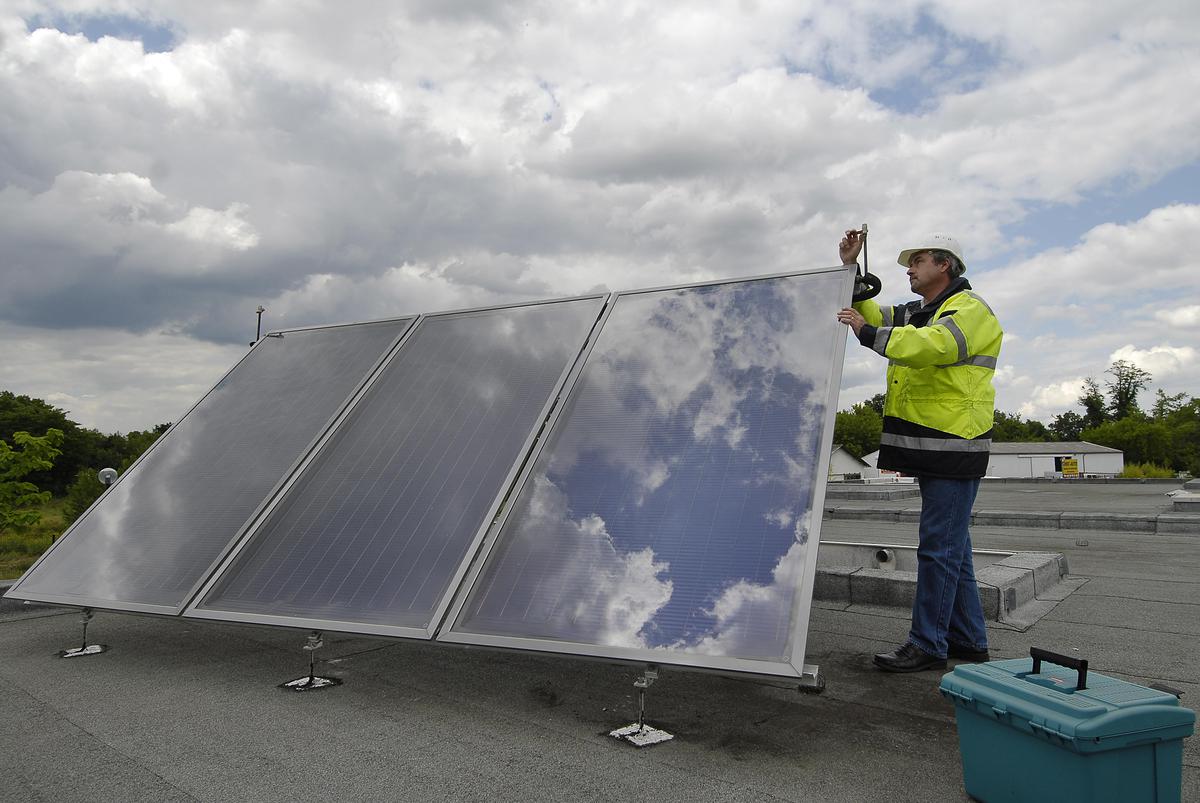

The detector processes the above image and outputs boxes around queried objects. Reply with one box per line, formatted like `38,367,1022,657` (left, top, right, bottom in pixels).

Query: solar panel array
190,298,605,636
8,319,413,612
7,268,850,678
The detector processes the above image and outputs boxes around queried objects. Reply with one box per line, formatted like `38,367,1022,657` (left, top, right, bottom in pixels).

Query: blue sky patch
992,162,1200,269
787,10,1003,116
26,12,177,53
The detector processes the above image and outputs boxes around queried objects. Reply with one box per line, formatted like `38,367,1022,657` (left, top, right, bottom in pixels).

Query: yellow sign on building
1062,458,1079,477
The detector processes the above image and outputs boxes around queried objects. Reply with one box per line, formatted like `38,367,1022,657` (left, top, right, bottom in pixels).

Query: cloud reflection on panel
456,272,844,663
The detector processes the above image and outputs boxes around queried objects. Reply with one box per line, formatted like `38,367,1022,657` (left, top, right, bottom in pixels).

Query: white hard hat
897,233,966,270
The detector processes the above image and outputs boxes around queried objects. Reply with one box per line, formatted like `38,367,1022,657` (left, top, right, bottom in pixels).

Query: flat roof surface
2,481,1197,802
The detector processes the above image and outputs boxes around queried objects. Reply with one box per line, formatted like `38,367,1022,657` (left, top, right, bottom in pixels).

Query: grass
0,497,67,580
1120,462,1177,479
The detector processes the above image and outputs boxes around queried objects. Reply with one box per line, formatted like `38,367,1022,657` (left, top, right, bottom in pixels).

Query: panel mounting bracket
57,607,108,658
279,631,342,691
797,663,825,694
609,664,674,747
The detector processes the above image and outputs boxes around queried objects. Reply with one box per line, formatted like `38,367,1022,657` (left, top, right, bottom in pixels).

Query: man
836,230,1003,672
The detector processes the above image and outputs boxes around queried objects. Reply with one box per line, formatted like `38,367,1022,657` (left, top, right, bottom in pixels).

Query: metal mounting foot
279,631,342,691
609,665,674,747
797,663,825,694
57,608,108,658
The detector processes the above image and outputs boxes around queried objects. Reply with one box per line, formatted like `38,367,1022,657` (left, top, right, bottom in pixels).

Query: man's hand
837,307,866,336
840,229,864,265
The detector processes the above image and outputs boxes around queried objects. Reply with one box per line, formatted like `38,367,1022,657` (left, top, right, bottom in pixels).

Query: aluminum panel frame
184,294,610,640
436,265,855,680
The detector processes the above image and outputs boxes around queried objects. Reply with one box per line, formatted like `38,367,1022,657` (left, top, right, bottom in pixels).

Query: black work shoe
873,642,947,673
947,643,990,662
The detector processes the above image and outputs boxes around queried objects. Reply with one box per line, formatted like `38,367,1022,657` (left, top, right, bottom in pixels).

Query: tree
1104,359,1152,421
863,393,886,417
992,411,1049,442
0,391,92,495
63,468,106,524
1049,410,1085,441
1152,389,1187,420
0,429,64,532
1079,378,1108,430
834,402,882,459
1159,398,1200,475
1,390,171,495
1082,418,1171,468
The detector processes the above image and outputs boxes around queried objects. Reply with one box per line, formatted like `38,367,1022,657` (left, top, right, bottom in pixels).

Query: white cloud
0,320,245,433
1110,344,1197,380
165,203,258,250
985,205,1200,312
1017,378,1086,420
0,2,1197,435
959,205,1200,420
1157,305,1200,328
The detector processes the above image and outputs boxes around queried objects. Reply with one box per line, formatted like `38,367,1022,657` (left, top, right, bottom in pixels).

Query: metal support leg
609,665,674,747
279,631,342,691
57,607,108,658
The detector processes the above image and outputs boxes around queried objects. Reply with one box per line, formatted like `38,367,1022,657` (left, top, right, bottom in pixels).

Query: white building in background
860,441,1125,478
986,441,1124,478
828,445,870,480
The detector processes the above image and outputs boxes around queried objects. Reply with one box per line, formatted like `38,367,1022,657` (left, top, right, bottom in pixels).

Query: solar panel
187,296,606,638
439,268,851,678
6,319,413,613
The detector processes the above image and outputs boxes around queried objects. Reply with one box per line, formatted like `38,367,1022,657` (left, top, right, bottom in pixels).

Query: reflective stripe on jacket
853,277,1002,478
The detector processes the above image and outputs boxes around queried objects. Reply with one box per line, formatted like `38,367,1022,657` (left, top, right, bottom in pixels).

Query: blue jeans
908,476,988,658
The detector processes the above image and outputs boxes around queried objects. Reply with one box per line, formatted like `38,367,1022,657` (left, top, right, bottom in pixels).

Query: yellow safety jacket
853,277,1003,478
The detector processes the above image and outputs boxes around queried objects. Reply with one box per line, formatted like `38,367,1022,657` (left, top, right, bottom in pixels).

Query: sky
1,0,1198,434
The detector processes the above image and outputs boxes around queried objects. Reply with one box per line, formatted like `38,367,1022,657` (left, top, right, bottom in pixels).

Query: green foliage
1158,398,1200,475
0,390,169,495
992,411,1049,442
1048,410,1085,441
63,468,106,524
834,402,882,459
1105,360,1152,420
0,497,64,579
1082,417,1171,468
1152,389,1188,420
0,429,64,533
1079,377,1108,429
0,392,85,495
863,393,886,417
1120,462,1176,479
0,391,172,576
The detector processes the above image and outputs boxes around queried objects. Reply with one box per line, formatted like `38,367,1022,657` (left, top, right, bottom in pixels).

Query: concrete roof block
1156,514,1200,535
849,569,916,609
1059,512,1157,532
972,510,1061,528
813,567,854,604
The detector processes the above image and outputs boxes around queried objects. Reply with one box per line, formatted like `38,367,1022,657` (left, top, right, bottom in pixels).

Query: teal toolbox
939,648,1194,803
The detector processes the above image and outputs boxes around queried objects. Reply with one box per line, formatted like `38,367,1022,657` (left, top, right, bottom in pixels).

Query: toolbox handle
1031,647,1088,690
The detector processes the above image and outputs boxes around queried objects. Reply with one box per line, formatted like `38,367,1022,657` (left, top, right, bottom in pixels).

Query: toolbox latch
941,687,973,705
1029,720,1069,744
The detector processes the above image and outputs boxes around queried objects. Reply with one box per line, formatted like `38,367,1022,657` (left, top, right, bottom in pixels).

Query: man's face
906,251,948,297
